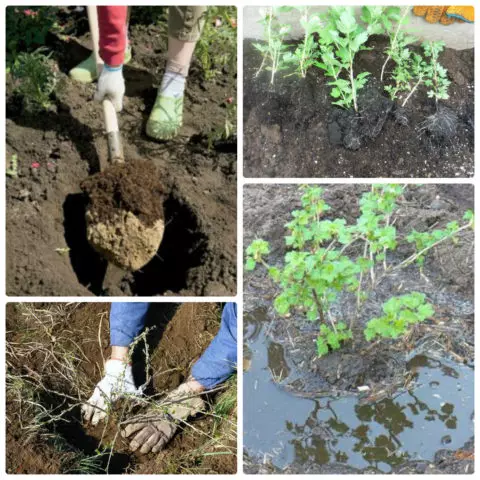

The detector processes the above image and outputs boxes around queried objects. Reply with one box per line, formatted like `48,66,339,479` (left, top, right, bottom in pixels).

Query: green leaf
245,258,256,271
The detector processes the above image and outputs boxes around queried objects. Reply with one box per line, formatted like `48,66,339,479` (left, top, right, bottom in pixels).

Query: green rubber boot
146,93,184,141
69,45,132,84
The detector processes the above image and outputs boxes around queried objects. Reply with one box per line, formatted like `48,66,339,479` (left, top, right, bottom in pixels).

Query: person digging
70,5,207,140
82,303,237,454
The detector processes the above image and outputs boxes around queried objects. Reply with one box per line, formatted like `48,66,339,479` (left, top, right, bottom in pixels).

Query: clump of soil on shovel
81,159,165,271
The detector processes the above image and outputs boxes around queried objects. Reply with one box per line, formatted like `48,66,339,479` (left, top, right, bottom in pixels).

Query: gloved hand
413,6,474,25
121,382,205,454
94,64,125,112
82,359,143,425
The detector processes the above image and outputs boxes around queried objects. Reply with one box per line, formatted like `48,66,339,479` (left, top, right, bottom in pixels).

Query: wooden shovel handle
87,5,123,161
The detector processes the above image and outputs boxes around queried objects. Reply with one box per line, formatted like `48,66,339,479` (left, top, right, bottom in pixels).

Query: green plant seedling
283,7,322,78
422,41,451,102
253,6,293,84
315,6,397,112
364,292,434,341
381,6,416,82
12,48,57,113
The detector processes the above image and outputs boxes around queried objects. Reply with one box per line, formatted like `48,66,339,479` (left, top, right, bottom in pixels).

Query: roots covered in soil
328,82,394,151
81,159,165,228
418,104,459,145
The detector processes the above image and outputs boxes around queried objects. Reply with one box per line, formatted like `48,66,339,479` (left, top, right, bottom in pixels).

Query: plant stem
402,76,423,107
312,288,334,331
381,6,411,82
394,221,473,270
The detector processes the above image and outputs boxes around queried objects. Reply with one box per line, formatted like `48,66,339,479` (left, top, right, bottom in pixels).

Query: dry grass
6,302,237,474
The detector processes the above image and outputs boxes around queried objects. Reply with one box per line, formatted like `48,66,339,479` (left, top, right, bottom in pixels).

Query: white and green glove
94,63,125,112
82,359,143,425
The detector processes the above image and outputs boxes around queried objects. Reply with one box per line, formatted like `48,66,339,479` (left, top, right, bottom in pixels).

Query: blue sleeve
192,303,237,389
110,302,149,347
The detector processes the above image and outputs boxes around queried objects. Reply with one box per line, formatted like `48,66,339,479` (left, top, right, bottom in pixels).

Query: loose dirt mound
243,36,474,177
6,19,236,296
81,159,164,227
6,302,237,474
82,159,165,270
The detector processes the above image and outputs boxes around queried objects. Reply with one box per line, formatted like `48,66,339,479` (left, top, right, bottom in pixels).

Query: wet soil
243,184,474,474
243,36,474,178
6,302,236,474
6,19,237,296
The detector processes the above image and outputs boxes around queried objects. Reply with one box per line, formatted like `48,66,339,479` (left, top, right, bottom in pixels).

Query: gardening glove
413,6,474,25
121,381,205,454
94,63,125,112
82,359,143,426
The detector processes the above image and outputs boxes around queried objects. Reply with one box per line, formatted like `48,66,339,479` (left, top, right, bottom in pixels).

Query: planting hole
63,191,207,296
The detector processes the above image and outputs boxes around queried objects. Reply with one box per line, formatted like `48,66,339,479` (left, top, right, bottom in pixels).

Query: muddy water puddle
244,312,474,473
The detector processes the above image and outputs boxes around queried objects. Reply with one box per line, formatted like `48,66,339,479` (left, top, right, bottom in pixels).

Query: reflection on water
244,312,474,473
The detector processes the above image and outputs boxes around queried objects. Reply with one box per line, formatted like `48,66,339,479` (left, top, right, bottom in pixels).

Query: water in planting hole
244,310,474,473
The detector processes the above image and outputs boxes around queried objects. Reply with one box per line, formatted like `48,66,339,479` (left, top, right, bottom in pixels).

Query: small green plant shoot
283,7,322,78
12,48,57,112
253,6,293,84
246,185,473,357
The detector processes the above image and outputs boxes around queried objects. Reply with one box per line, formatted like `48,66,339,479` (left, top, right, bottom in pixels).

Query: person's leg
146,6,207,141
70,6,132,84
191,302,237,389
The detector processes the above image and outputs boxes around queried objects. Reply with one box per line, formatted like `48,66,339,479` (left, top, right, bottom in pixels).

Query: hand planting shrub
12,48,57,113
253,7,293,84
283,7,322,78
246,185,473,357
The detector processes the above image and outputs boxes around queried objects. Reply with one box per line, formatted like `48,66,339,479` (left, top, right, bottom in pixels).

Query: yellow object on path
413,6,474,24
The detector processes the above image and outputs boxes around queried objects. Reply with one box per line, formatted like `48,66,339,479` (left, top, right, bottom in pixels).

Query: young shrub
380,6,416,82
417,41,456,141
246,185,473,358
12,48,57,113
315,7,396,112
364,292,434,341
253,7,293,84
283,7,322,78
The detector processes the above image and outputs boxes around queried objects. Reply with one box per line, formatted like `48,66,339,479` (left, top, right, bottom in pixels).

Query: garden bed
6,303,237,474
6,11,237,296
243,184,474,473
243,36,474,178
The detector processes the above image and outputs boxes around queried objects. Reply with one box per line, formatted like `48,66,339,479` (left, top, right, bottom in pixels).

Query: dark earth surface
6,13,237,296
6,302,237,474
81,159,165,227
243,36,474,178
243,184,474,474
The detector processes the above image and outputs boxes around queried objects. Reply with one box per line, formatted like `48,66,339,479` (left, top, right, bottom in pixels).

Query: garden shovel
84,6,164,290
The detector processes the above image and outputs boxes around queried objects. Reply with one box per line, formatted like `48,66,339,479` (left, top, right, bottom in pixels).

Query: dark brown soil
6,18,237,296
243,36,474,178
6,302,237,474
81,159,164,227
